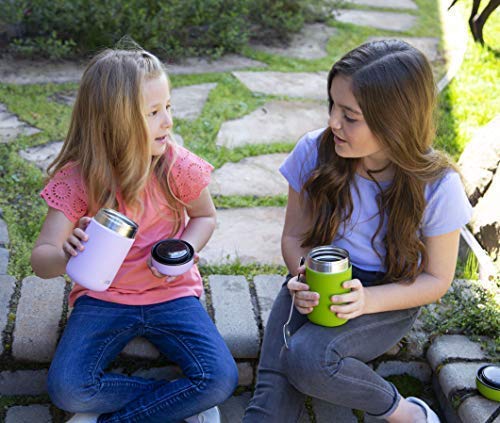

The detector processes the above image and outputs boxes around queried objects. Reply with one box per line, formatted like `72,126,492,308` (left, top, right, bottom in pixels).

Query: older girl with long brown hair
31,48,237,423
244,40,472,423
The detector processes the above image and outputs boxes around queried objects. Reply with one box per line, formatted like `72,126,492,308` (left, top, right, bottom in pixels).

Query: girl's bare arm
31,208,76,278
281,186,312,275
181,187,217,253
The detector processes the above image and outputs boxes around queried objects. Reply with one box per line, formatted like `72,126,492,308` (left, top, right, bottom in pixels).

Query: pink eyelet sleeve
40,165,88,223
170,146,214,204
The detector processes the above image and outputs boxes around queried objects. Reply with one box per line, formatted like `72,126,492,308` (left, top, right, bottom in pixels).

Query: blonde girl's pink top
40,145,214,307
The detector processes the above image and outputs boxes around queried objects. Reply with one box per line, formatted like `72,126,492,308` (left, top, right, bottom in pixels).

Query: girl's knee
283,339,343,389
47,367,97,412
196,353,238,404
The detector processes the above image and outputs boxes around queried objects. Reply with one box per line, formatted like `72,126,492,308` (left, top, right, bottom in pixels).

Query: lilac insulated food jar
66,208,138,291
151,239,195,276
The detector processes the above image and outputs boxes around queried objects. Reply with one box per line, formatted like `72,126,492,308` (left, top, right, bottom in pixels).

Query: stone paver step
5,405,52,423
345,0,417,9
200,207,285,266
210,275,260,359
252,23,337,60
12,275,66,362
0,275,15,355
48,83,218,122
0,103,41,144
0,55,266,84
233,71,328,100
209,153,288,197
216,100,327,148
335,9,416,31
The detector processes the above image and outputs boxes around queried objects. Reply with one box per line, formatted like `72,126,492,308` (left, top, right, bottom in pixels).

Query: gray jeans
243,267,420,422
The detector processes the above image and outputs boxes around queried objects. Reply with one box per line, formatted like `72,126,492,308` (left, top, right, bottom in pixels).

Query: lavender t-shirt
279,128,473,272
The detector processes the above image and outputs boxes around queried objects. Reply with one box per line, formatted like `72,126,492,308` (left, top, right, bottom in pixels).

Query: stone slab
0,217,9,246
216,100,327,148
19,141,63,174
312,399,357,422
253,274,284,329
0,275,16,355
0,247,8,274
334,10,416,31
439,362,489,399
0,55,266,84
367,37,439,61
237,362,254,386
167,55,267,75
458,115,500,205
345,0,417,9
233,71,328,100
50,83,218,122
426,335,486,371
219,392,252,422
458,395,500,423
12,275,66,362
20,134,183,174
0,369,48,395
209,275,259,358
171,83,217,120
252,23,337,60
0,59,85,84
469,165,500,261
121,337,161,360
0,103,40,143
5,405,52,423
201,207,285,266
209,153,288,196
376,360,432,382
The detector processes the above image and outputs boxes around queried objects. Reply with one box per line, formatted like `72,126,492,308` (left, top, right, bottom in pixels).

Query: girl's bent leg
243,283,309,423
98,296,238,423
48,296,162,414
282,307,419,419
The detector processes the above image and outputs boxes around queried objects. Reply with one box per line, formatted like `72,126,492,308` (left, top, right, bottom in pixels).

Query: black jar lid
478,365,500,388
152,239,194,265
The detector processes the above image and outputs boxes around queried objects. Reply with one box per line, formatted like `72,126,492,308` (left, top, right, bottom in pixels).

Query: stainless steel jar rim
94,208,138,239
306,246,350,273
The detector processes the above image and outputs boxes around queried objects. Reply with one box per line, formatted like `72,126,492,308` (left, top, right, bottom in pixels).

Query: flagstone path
1,0,496,422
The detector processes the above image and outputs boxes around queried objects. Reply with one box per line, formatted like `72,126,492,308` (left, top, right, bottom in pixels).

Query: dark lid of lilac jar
152,239,194,265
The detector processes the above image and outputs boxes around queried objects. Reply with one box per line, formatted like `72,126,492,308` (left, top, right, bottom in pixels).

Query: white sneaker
185,406,221,423
66,413,100,423
407,397,440,423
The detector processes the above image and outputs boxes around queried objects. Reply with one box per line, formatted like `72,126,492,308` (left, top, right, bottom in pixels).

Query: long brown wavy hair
302,39,456,283
47,49,184,234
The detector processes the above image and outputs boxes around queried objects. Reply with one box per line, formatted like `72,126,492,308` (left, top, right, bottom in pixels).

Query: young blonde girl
31,49,237,423
243,40,472,423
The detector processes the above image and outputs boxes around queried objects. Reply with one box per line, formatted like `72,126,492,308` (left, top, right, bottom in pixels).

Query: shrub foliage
2,0,315,59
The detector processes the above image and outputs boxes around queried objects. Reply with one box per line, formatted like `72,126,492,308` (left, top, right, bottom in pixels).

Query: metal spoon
283,256,305,349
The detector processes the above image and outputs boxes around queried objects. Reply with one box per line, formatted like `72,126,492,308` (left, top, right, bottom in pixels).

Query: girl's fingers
330,302,359,315
67,235,84,251
63,241,77,257
296,290,319,302
342,278,362,290
72,229,88,244
78,216,91,230
296,305,314,315
287,279,310,291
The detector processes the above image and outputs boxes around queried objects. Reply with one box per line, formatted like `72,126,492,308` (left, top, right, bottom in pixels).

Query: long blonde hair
47,49,183,234
302,40,456,283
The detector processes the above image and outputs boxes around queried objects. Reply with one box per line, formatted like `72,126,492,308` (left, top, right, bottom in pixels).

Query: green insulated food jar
305,246,352,327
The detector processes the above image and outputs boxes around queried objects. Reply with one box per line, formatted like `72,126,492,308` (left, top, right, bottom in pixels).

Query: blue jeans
47,295,238,423
243,267,420,422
